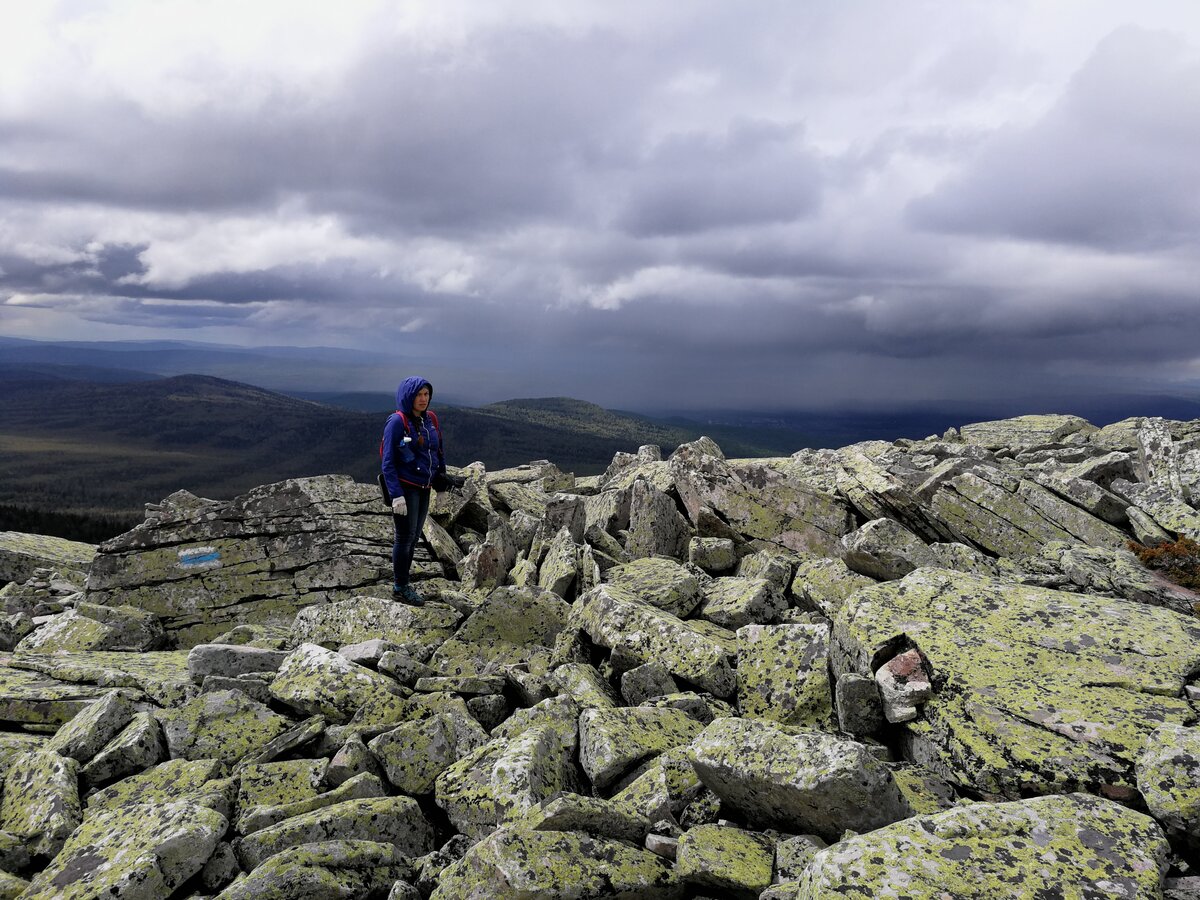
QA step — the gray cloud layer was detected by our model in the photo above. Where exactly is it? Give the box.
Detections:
[2,2,1199,411]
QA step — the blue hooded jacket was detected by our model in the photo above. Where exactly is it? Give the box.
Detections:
[381,377,445,494]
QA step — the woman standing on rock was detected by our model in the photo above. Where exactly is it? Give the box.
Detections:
[381,376,446,605]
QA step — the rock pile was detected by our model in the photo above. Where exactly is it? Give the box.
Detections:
[0,414,1198,897]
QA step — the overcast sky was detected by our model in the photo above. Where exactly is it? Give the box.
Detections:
[1,1,1199,412]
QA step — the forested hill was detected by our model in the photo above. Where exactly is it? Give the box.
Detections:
[0,370,787,538]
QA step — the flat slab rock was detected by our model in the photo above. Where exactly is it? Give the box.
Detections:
[771,793,1167,899]
[431,824,683,900]
[0,530,95,585]
[833,567,1200,799]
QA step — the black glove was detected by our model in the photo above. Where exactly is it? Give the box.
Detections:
[432,472,466,492]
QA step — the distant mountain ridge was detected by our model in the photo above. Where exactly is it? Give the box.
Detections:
[0,369,779,537]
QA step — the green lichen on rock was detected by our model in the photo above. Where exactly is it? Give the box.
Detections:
[521,792,650,844]
[0,530,95,584]
[22,799,227,900]
[697,576,786,630]
[238,758,328,813]
[213,839,413,900]
[269,643,406,724]
[605,557,701,617]
[86,757,225,816]
[160,688,291,763]
[369,711,490,794]
[45,687,139,762]
[687,717,906,841]
[575,583,737,698]
[1136,723,1200,839]
[238,772,388,835]
[737,624,833,730]
[14,610,118,654]
[579,706,703,793]
[80,709,166,788]
[234,795,433,870]
[676,823,775,896]
[790,555,875,618]
[431,825,683,900]
[959,414,1097,449]
[435,725,574,837]
[291,596,460,658]
[0,750,80,857]
[610,746,704,824]
[780,793,1167,899]
[833,568,1200,799]
[429,585,571,677]
[7,650,195,707]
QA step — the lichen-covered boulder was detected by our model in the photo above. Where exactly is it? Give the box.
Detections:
[689,537,737,573]
[554,663,619,709]
[187,643,289,681]
[214,840,413,900]
[291,597,459,660]
[458,513,518,590]
[840,518,937,581]
[269,643,406,724]
[46,687,140,762]
[833,568,1200,799]
[429,585,571,677]
[670,450,854,556]
[22,799,227,900]
[538,526,580,598]
[7,649,196,707]
[0,530,94,585]
[435,725,575,837]
[605,557,701,618]
[790,556,875,617]
[833,449,958,543]
[929,466,1127,558]
[522,793,651,844]
[737,624,833,729]
[85,476,399,648]
[579,707,703,793]
[369,712,490,794]
[959,414,1096,449]
[235,796,433,870]
[160,689,291,763]
[686,717,906,841]
[696,577,786,629]
[775,793,1167,900]
[620,663,679,706]
[431,825,683,900]
[0,750,81,857]
[610,746,704,824]
[675,823,774,897]
[238,773,388,835]
[238,758,326,812]
[1038,541,1198,614]
[575,584,736,698]
[81,709,166,787]
[1137,723,1200,840]
[87,757,225,816]
[625,478,691,560]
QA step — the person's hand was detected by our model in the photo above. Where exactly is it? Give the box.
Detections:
[392,496,408,516]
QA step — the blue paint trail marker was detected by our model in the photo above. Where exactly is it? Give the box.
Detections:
[178,546,221,569]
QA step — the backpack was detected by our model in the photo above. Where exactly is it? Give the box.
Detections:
[378,409,442,459]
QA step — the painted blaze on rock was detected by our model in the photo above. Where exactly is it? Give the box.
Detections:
[833,567,1200,799]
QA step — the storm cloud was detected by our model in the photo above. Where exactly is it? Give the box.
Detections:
[2,1,1199,412]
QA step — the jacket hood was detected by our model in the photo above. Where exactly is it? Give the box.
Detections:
[396,377,433,416]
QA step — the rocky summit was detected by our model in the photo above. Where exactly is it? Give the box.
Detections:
[0,413,1199,898]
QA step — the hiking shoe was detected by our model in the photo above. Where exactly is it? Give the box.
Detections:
[402,584,425,606]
